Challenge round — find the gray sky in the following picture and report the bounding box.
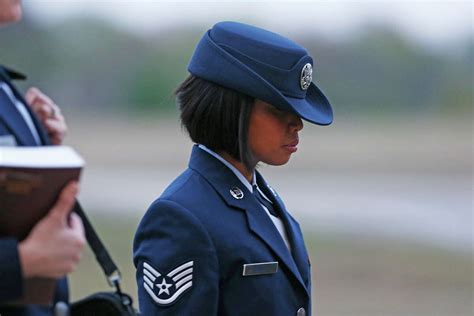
[26,0,472,48]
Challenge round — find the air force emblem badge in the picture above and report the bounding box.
[143,260,194,305]
[300,63,312,90]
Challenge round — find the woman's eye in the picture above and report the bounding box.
[269,107,286,117]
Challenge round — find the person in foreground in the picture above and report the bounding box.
[0,1,85,315]
[133,21,333,315]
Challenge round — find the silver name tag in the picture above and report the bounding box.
[242,261,278,276]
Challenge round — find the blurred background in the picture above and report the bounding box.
[2,0,472,314]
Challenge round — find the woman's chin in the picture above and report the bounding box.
[262,155,292,166]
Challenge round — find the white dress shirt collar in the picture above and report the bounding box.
[197,144,256,193]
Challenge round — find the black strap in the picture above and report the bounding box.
[73,201,121,287]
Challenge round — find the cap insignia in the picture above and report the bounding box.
[300,63,312,90]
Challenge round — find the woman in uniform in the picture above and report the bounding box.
[133,21,333,316]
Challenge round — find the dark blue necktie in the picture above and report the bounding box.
[253,184,278,217]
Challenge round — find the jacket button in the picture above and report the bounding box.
[297,307,306,316]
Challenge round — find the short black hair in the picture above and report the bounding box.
[175,75,254,169]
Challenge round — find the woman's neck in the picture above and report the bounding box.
[218,151,254,183]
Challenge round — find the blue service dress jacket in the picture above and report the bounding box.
[134,145,312,316]
[0,65,68,315]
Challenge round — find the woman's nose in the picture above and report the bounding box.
[288,113,303,132]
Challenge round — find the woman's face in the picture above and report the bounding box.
[0,0,22,24]
[248,100,303,167]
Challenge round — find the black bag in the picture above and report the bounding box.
[70,292,136,316]
[68,202,139,316]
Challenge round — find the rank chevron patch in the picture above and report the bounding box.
[143,261,194,305]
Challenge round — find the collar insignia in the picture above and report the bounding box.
[230,187,244,199]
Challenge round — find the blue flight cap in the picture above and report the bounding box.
[188,21,333,125]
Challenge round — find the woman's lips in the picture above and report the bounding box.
[283,139,299,153]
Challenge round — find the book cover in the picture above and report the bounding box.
[0,146,84,305]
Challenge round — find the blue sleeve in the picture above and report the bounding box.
[0,238,23,302]
[133,199,219,315]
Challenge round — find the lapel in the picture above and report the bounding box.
[256,171,310,287]
[188,145,309,295]
[0,65,50,146]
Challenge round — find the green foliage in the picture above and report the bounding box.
[0,17,471,118]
